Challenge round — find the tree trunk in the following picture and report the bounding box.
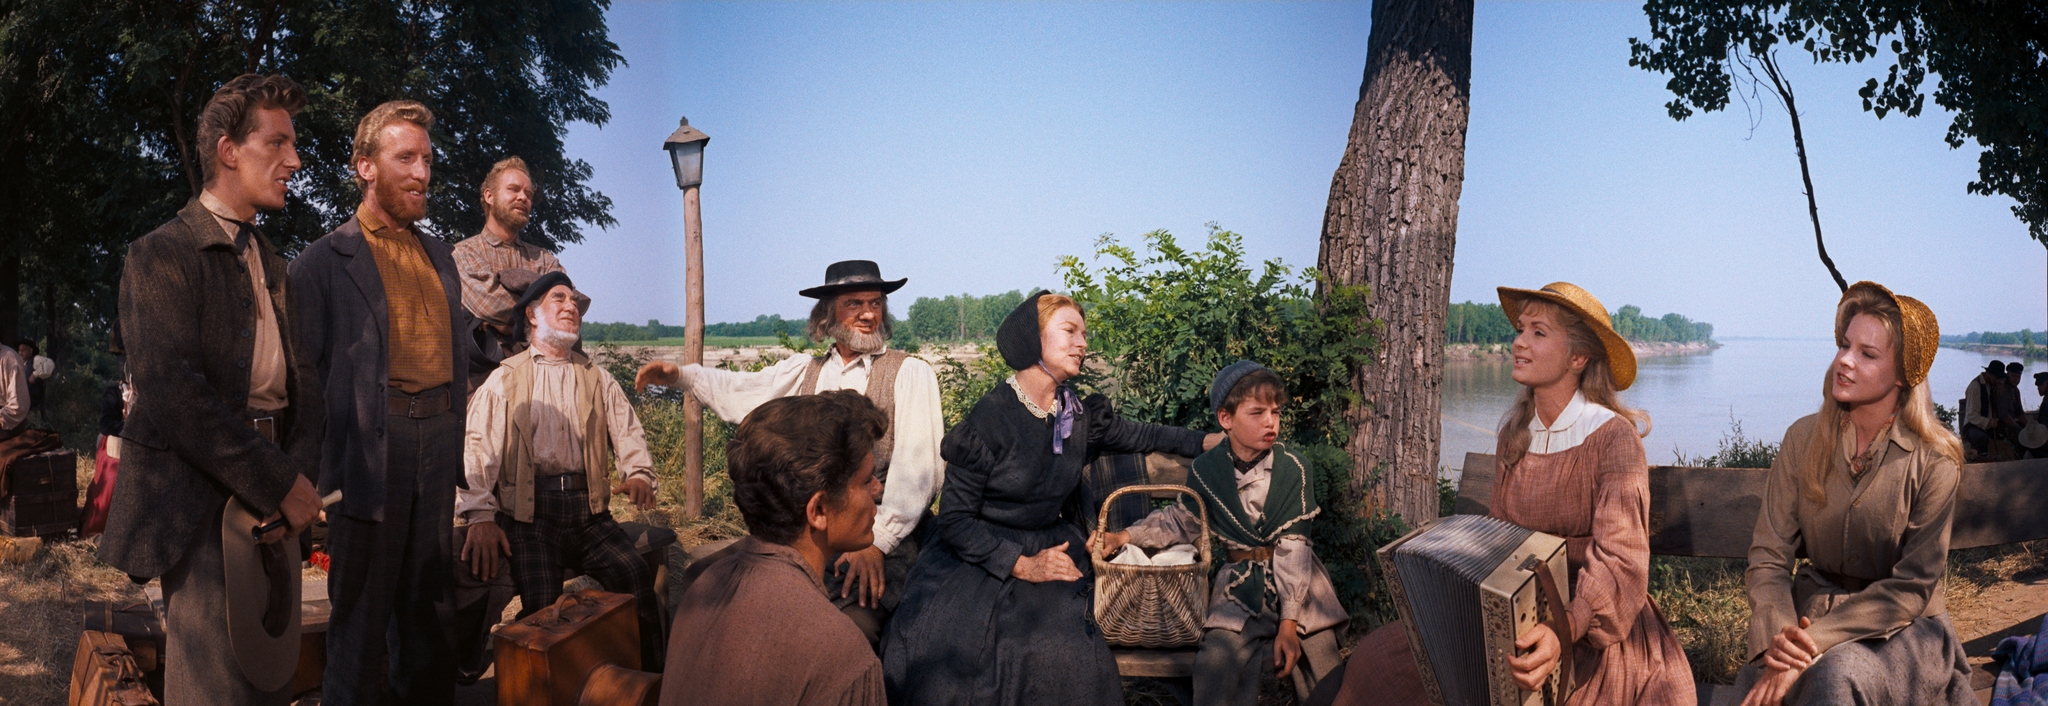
[0,250,16,347]
[1317,0,1474,525]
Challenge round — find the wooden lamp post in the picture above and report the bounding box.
[664,116,710,519]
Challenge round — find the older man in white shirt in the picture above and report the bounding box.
[637,260,942,648]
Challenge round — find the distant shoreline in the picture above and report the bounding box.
[1446,340,1720,362]
[1940,342,2048,360]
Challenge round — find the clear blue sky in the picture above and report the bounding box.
[554,0,2040,339]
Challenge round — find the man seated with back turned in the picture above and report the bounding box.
[457,271,665,668]
[660,390,888,706]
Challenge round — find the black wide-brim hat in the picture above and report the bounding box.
[799,260,907,299]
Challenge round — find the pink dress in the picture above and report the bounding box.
[1491,412,1695,705]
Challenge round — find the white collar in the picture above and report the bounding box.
[1530,390,1588,433]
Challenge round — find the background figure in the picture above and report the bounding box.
[80,378,130,537]
[1963,360,2005,460]
[0,343,27,440]
[2021,372,2048,459]
[451,156,584,389]
[16,342,50,422]
[289,99,472,706]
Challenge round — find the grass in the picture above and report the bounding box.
[0,456,144,706]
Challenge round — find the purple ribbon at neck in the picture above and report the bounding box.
[1038,362,1081,455]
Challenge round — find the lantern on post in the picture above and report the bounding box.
[664,116,710,519]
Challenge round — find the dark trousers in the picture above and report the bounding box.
[825,512,927,650]
[162,501,292,705]
[322,411,459,706]
[500,486,664,669]
[449,524,517,685]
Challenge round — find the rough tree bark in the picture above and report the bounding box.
[1317,0,1474,525]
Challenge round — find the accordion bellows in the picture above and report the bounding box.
[1378,514,1573,706]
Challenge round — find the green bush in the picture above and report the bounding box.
[1057,225,1375,446]
[1678,416,1780,469]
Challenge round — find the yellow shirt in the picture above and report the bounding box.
[357,205,452,394]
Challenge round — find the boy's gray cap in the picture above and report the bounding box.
[1210,360,1272,413]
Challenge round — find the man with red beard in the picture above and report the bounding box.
[452,157,585,378]
[289,100,473,705]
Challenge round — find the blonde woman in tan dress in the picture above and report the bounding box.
[1487,282,1696,705]
[1733,282,1973,706]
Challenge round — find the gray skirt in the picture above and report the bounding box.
[1731,614,1974,705]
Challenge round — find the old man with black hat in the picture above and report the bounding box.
[457,271,666,667]
[635,259,942,648]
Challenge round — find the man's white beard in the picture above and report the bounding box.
[535,317,581,352]
[830,321,888,355]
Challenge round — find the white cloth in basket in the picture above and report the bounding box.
[1109,543,1199,566]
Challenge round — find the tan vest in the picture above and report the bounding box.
[494,349,614,523]
[797,350,908,480]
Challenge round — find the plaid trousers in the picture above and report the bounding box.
[499,486,664,668]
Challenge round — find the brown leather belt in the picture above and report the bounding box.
[535,473,588,492]
[387,386,452,419]
[247,415,278,444]
[1812,567,1876,593]
[1227,547,1273,562]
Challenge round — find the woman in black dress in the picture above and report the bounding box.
[882,291,1219,705]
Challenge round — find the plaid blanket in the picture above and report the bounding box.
[1994,616,2048,705]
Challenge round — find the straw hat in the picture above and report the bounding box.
[220,499,302,691]
[1497,282,1637,390]
[1840,281,1939,388]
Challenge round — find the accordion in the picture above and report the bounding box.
[1377,514,1573,706]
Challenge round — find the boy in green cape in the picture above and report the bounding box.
[1100,361,1349,703]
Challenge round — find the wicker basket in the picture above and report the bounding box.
[1091,484,1211,648]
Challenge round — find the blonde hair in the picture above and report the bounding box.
[351,100,434,189]
[481,156,531,200]
[1801,286,1963,504]
[1037,293,1081,328]
[1497,299,1651,473]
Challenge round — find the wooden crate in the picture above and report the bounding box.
[1,489,77,538]
[7,449,77,497]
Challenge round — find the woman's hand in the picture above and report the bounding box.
[1507,623,1561,691]
[1739,663,1804,706]
[1012,542,1083,583]
[1201,432,1225,451]
[1274,619,1303,678]
[1763,617,1820,673]
[1094,530,1131,559]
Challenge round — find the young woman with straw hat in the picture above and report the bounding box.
[1734,282,1973,706]
[1485,281,1696,704]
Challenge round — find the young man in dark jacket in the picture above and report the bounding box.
[103,73,325,705]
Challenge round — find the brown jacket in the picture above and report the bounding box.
[101,200,318,579]
[1745,413,1959,660]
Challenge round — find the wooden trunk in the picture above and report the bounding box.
[7,449,77,496]
[577,663,661,706]
[81,601,164,677]
[1,488,78,537]
[68,631,159,706]
[495,590,640,706]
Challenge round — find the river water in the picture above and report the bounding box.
[1439,338,2041,474]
